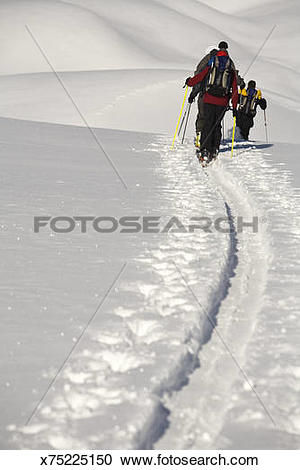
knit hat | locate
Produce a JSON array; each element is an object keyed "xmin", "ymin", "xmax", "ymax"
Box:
[
  {"xmin": 248, "ymin": 80, "xmax": 256, "ymax": 89},
  {"xmin": 218, "ymin": 41, "xmax": 228, "ymax": 50}
]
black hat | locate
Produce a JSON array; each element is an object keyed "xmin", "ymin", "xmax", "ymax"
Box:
[
  {"xmin": 248, "ymin": 80, "xmax": 256, "ymax": 88},
  {"xmin": 218, "ymin": 41, "xmax": 228, "ymax": 49}
]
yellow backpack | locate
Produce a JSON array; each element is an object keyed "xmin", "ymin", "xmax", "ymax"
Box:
[{"xmin": 239, "ymin": 88, "xmax": 262, "ymax": 115}]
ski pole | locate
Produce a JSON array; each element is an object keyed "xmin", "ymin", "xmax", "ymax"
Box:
[
  {"xmin": 181, "ymin": 102, "xmax": 192, "ymax": 145},
  {"xmin": 178, "ymin": 106, "xmax": 188, "ymax": 137},
  {"xmin": 264, "ymin": 110, "xmax": 269, "ymax": 143},
  {"xmin": 231, "ymin": 116, "xmax": 236, "ymax": 158},
  {"xmin": 171, "ymin": 86, "xmax": 188, "ymax": 149}
]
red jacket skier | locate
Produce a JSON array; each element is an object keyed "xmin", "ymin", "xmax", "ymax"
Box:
[{"xmin": 186, "ymin": 42, "xmax": 238, "ymax": 164}]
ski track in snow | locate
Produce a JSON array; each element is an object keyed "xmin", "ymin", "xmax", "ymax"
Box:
[
  {"xmin": 6, "ymin": 128, "xmax": 300, "ymax": 449},
  {"xmin": 157, "ymin": 141, "xmax": 270, "ymax": 449},
  {"xmin": 157, "ymin": 140, "xmax": 300, "ymax": 449}
]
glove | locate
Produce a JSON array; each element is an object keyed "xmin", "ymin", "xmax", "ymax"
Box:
[
  {"xmin": 232, "ymin": 108, "xmax": 237, "ymax": 118},
  {"xmin": 188, "ymin": 93, "xmax": 195, "ymax": 104},
  {"xmin": 185, "ymin": 76, "xmax": 192, "ymax": 87},
  {"xmin": 259, "ymin": 98, "xmax": 267, "ymax": 110}
]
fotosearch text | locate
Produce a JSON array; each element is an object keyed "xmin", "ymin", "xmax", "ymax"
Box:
[{"xmin": 34, "ymin": 215, "xmax": 260, "ymax": 234}]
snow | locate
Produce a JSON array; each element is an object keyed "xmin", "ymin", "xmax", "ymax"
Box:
[
  {"xmin": 158, "ymin": 141, "xmax": 300, "ymax": 449},
  {"xmin": 1, "ymin": 0, "xmax": 300, "ymax": 451},
  {"xmin": 1, "ymin": 0, "xmax": 300, "ymax": 141}
]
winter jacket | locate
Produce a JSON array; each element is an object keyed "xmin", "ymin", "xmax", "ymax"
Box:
[
  {"xmin": 238, "ymin": 87, "xmax": 267, "ymax": 115},
  {"xmin": 187, "ymin": 51, "xmax": 239, "ymax": 109}
]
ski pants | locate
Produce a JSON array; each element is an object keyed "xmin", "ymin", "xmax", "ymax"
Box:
[
  {"xmin": 196, "ymin": 95, "xmax": 205, "ymax": 133},
  {"xmin": 236, "ymin": 111, "xmax": 254, "ymax": 140},
  {"xmin": 201, "ymin": 103, "xmax": 226, "ymax": 154}
]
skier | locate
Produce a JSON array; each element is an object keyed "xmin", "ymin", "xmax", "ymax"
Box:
[
  {"xmin": 236, "ymin": 80, "xmax": 267, "ymax": 140},
  {"xmin": 186, "ymin": 41, "xmax": 238, "ymax": 164},
  {"xmin": 189, "ymin": 47, "xmax": 218, "ymax": 147},
  {"xmin": 188, "ymin": 43, "xmax": 245, "ymax": 149}
]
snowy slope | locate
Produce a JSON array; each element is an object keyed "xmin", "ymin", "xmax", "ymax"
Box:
[
  {"xmin": 1, "ymin": 0, "xmax": 300, "ymax": 142},
  {"xmin": 1, "ymin": 0, "xmax": 300, "ymax": 451},
  {"xmin": 0, "ymin": 0, "xmax": 160, "ymax": 74},
  {"xmin": 1, "ymin": 70, "xmax": 300, "ymax": 143},
  {"xmin": 2, "ymin": 118, "xmax": 300, "ymax": 449},
  {"xmin": 1, "ymin": 116, "xmax": 230, "ymax": 448}
]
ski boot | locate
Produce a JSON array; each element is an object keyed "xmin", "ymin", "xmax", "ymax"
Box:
[{"xmin": 198, "ymin": 149, "xmax": 211, "ymax": 166}]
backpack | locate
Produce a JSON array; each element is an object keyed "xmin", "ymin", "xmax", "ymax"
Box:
[
  {"xmin": 239, "ymin": 88, "xmax": 260, "ymax": 116},
  {"xmin": 205, "ymin": 55, "xmax": 233, "ymax": 97}
]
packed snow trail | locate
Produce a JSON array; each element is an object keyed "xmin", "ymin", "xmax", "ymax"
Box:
[
  {"xmin": 157, "ymin": 140, "xmax": 270, "ymax": 448},
  {"xmin": 157, "ymin": 140, "xmax": 300, "ymax": 449}
]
